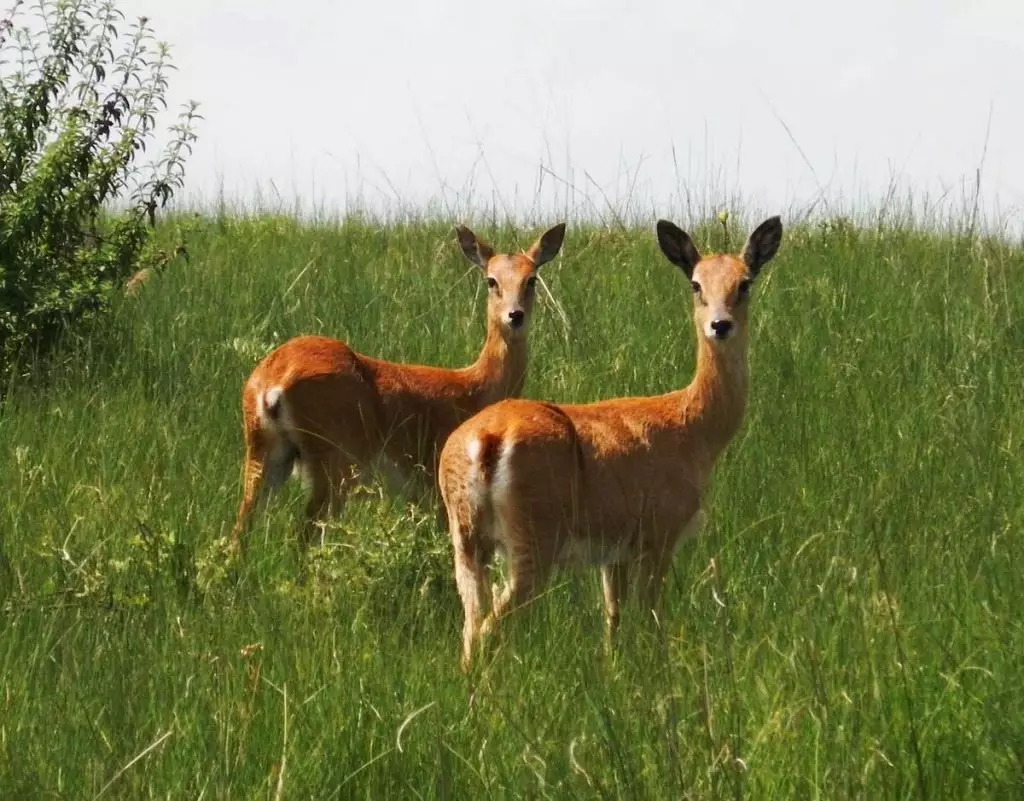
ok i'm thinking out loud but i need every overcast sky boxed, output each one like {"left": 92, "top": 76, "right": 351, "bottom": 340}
{"left": 120, "top": 0, "right": 1024, "bottom": 230}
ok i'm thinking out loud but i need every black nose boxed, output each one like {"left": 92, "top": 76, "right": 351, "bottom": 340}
{"left": 710, "top": 319, "right": 733, "bottom": 338}
{"left": 508, "top": 309, "right": 525, "bottom": 327}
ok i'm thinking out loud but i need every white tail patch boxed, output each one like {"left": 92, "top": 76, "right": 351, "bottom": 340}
{"left": 259, "top": 386, "right": 288, "bottom": 429}
{"left": 464, "top": 435, "right": 515, "bottom": 537}
{"left": 486, "top": 438, "right": 516, "bottom": 555}
{"left": 468, "top": 436, "right": 491, "bottom": 512}
{"left": 256, "top": 386, "right": 300, "bottom": 490}
{"left": 491, "top": 439, "right": 515, "bottom": 502}
{"left": 465, "top": 436, "right": 515, "bottom": 508}
{"left": 465, "top": 437, "right": 485, "bottom": 508}
{"left": 263, "top": 386, "right": 283, "bottom": 412}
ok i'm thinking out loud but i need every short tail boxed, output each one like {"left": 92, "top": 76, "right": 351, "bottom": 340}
{"left": 256, "top": 385, "right": 299, "bottom": 489}
{"left": 453, "top": 433, "right": 506, "bottom": 554}
{"left": 259, "top": 386, "right": 287, "bottom": 428}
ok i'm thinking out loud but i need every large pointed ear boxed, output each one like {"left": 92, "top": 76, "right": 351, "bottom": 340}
{"left": 742, "top": 216, "right": 783, "bottom": 276}
{"left": 656, "top": 219, "right": 701, "bottom": 278}
{"left": 525, "top": 222, "right": 567, "bottom": 268}
{"left": 455, "top": 225, "right": 495, "bottom": 270}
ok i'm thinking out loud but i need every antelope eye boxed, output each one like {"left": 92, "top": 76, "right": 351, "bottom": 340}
{"left": 526, "top": 275, "right": 538, "bottom": 289}
{"left": 487, "top": 276, "right": 498, "bottom": 290}
{"left": 690, "top": 280, "right": 702, "bottom": 294}
{"left": 738, "top": 279, "right": 752, "bottom": 297}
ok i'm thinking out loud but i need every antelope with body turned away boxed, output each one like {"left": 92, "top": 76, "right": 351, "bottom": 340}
{"left": 439, "top": 216, "right": 782, "bottom": 669}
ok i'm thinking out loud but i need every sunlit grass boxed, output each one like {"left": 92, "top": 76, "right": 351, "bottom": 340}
{"left": 0, "top": 210, "right": 1022, "bottom": 798}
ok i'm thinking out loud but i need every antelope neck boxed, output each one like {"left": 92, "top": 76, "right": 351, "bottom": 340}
{"left": 468, "top": 324, "right": 528, "bottom": 400}
{"left": 677, "top": 330, "right": 750, "bottom": 458}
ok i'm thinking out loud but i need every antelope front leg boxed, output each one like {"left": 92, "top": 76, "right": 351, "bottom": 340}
{"left": 637, "top": 549, "right": 674, "bottom": 628}
{"left": 301, "top": 458, "right": 352, "bottom": 547}
{"left": 601, "top": 563, "right": 629, "bottom": 647}
{"left": 636, "top": 513, "right": 703, "bottom": 625}
{"left": 479, "top": 554, "right": 547, "bottom": 643}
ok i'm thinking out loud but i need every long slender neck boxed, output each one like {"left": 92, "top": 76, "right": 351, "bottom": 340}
{"left": 466, "top": 321, "right": 528, "bottom": 401}
{"left": 678, "top": 329, "right": 750, "bottom": 463}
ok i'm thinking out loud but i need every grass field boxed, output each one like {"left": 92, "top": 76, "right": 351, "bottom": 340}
{"left": 1, "top": 210, "right": 1022, "bottom": 798}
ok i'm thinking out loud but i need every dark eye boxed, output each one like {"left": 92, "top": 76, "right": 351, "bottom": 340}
{"left": 690, "top": 280, "right": 702, "bottom": 294}
{"left": 487, "top": 276, "right": 498, "bottom": 290}
{"left": 738, "top": 279, "right": 752, "bottom": 297}
{"left": 526, "top": 275, "right": 538, "bottom": 289}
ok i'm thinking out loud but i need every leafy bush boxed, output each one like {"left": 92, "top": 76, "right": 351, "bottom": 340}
{"left": 0, "top": 0, "right": 199, "bottom": 386}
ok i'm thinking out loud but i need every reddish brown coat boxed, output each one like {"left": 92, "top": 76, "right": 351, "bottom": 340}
{"left": 439, "top": 216, "right": 783, "bottom": 670}
{"left": 230, "top": 223, "right": 567, "bottom": 551}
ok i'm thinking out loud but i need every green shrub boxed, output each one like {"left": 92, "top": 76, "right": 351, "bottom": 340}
{"left": 0, "top": 0, "right": 199, "bottom": 386}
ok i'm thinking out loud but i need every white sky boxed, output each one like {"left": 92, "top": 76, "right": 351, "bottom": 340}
{"left": 120, "top": 0, "right": 1024, "bottom": 230}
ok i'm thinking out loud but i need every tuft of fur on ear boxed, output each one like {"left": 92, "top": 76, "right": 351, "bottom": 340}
{"left": 525, "top": 222, "right": 567, "bottom": 268}
{"left": 742, "top": 216, "right": 783, "bottom": 276}
{"left": 456, "top": 225, "right": 495, "bottom": 269}
{"left": 656, "top": 219, "right": 701, "bottom": 278}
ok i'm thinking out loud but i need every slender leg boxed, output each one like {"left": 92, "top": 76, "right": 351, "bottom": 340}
{"left": 636, "top": 513, "right": 703, "bottom": 623}
{"left": 453, "top": 532, "right": 492, "bottom": 672}
{"left": 302, "top": 463, "right": 330, "bottom": 547}
{"left": 301, "top": 456, "right": 352, "bottom": 547}
{"left": 601, "top": 562, "right": 629, "bottom": 645}
{"left": 230, "top": 434, "right": 268, "bottom": 554}
{"left": 637, "top": 549, "right": 673, "bottom": 627}
{"left": 479, "top": 552, "right": 546, "bottom": 638}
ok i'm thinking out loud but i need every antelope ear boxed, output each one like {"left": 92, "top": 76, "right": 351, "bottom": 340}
{"left": 525, "top": 222, "right": 567, "bottom": 268}
{"left": 656, "top": 219, "right": 701, "bottom": 278}
{"left": 742, "top": 216, "right": 783, "bottom": 276}
{"left": 455, "top": 225, "right": 495, "bottom": 269}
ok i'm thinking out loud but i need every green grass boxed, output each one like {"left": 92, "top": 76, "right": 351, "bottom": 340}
{"left": 1, "top": 211, "right": 1022, "bottom": 798}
